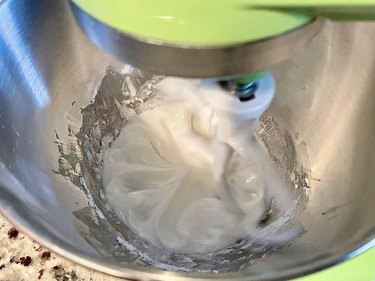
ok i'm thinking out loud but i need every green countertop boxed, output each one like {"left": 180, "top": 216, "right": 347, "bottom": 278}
{"left": 296, "top": 248, "right": 375, "bottom": 281}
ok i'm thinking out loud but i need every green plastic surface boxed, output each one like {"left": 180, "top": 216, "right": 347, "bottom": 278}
{"left": 234, "top": 71, "right": 269, "bottom": 85}
{"left": 296, "top": 248, "right": 375, "bottom": 281}
{"left": 73, "top": 0, "right": 375, "bottom": 46}
{"left": 234, "top": 0, "right": 375, "bottom": 5}
{"left": 73, "top": 0, "right": 313, "bottom": 46}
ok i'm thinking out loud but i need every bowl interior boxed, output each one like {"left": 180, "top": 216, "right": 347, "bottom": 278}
{"left": 0, "top": 0, "right": 375, "bottom": 280}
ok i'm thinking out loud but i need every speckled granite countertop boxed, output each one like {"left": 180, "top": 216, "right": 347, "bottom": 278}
{"left": 0, "top": 214, "right": 122, "bottom": 281}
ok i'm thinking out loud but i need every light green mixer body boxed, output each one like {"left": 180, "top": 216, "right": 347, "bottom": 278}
{"left": 71, "top": 0, "right": 375, "bottom": 79}
{"left": 73, "top": 0, "right": 373, "bottom": 46}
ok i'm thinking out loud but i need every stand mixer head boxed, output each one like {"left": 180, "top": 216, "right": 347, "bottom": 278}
{"left": 70, "top": 0, "right": 375, "bottom": 114}
{"left": 71, "top": 0, "right": 375, "bottom": 79}
{"left": 70, "top": 0, "right": 320, "bottom": 80}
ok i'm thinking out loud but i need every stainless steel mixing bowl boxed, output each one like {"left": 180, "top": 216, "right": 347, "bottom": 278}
{"left": 0, "top": 0, "right": 375, "bottom": 280}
